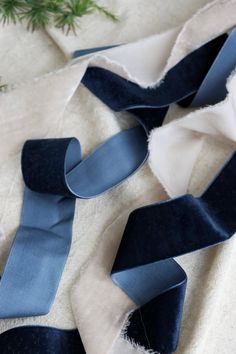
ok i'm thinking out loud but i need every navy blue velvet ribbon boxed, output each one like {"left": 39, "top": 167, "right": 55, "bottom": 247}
{"left": 1, "top": 29, "right": 236, "bottom": 354}
{"left": 0, "top": 326, "right": 85, "bottom": 354}
{"left": 112, "top": 153, "right": 236, "bottom": 353}
{"left": 81, "top": 35, "right": 227, "bottom": 132}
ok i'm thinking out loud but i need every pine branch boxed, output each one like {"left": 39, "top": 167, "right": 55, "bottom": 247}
{"left": 0, "top": 0, "right": 118, "bottom": 33}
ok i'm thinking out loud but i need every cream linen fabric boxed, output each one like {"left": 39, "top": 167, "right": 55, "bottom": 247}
{"left": 0, "top": 1, "right": 235, "bottom": 354}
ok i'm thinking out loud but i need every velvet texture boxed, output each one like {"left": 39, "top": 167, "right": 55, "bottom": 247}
{"left": 0, "top": 326, "right": 85, "bottom": 354}
{"left": 82, "top": 35, "right": 226, "bottom": 132}
{"left": 22, "top": 138, "right": 79, "bottom": 197}
{"left": 112, "top": 152, "right": 236, "bottom": 353}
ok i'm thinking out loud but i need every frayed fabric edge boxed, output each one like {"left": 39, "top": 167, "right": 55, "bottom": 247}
{"left": 108, "top": 310, "right": 161, "bottom": 354}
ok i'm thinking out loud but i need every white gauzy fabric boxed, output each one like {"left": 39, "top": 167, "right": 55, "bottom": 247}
{"left": 46, "top": 0, "right": 212, "bottom": 59}
{"left": 149, "top": 72, "right": 236, "bottom": 197}
{"left": 0, "top": 1, "right": 235, "bottom": 354}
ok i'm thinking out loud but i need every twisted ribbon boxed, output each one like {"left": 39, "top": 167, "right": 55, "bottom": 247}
{"left": 81, "top": 35, "right": 226, "bottom": 132}
{"left": 112, "top": 152, "right": 236, "bottom": 353}
{"left": 0, "top": 29, "right": 236, "bottom": 354}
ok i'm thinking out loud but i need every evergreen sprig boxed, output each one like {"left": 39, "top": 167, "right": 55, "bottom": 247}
{"left": 0, "top": 0, "right": 118, "bottom": 34}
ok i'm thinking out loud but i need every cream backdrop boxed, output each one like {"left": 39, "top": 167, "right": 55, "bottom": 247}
{"left": 0, "top": 1, "right": 235, "bottom": 354}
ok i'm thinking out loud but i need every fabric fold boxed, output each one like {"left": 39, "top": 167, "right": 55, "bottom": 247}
{"left": 149, "top": 64, "right": 236, "bottom": 198}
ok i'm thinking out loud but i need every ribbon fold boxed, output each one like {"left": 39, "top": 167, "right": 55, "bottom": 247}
{"left": 112, "top": 152, "right": 236, "bottom": 353}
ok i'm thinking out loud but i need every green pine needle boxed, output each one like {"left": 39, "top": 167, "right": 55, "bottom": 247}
{"left": 0, "top": 0, "right": 26, "bottom": 24}
{"left": 21, "top": 1, "right": 51, "bottom": 30}
{"left": 93, "top": 3, "right": 118, "bottom": 22}
{"left": 54, "top": 10, "right": 78, "bottom": 35}
{"left": 0, "top": 0, "right": 118, "bottom": 33}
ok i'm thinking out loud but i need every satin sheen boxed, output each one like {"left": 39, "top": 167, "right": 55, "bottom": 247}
{"left": 0, "top": 30, "right": 236, "bottom": 354}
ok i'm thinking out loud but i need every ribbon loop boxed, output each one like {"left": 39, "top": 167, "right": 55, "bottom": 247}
{"left": 22, "top": 138, "right": 80, "bottom": 197}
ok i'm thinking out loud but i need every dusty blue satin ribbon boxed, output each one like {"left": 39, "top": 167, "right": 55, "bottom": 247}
{"left": 191, "top": 27, "right": 236, "bottom": 106}
{"left": 0, "top": 29, "right": 235, "bottom": 330}
{"left": 0, "top": 130, "right": 147, "bottom": 318}
{"left": 73, "top": 44, "right": 119, "bottom": 59}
